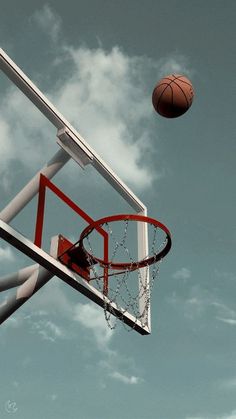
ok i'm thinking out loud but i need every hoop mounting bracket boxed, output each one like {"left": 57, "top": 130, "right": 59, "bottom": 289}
{"left": 57, "top": 127, "right": 93, "bottom": 168}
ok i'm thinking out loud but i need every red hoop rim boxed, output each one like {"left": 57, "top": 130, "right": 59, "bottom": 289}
{"left": 79, "top": 214, "right": 172, "bottom": 270}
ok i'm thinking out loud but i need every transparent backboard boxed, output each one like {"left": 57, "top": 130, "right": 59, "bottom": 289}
{"left": 0, "top": 48, "right": 151, "bottom": 334}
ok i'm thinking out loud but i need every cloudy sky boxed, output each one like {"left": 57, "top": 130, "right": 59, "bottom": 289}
{"left": 0, "top": 1, "right": 236, "bottom": 418}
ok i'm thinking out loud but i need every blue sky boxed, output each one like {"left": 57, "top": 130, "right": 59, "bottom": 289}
{"left": 0, "top": 1, "right": 236, "bottom": 418}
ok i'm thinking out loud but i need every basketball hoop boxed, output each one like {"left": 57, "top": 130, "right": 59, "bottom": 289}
{"left": 79, "top": 214, "right": 171, "bottom": 270}
{"left": 61, "top": 214, "right": 171, "bottom": 331}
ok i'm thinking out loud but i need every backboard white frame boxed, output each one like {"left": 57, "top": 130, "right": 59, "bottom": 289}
{"left": 0, "top": 49, "right": 151, "bottom": 334}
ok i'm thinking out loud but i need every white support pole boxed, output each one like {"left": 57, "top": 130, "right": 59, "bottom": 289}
{"left": 0, "top": 265, "right": 53, "bottom": 325}
{"left": 0, "top": 264, "right": 38, "bottom": 292}
{"left": 0, "top": 148, "right": 70, "bottom": 223}
{"left": 137, "top": 208, "right": 151, "bottom": 331}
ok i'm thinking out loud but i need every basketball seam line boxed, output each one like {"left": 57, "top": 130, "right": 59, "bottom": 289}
{"left": 156, "top": 75, "right": 181, "bottom": 116}
{"left": 172, "top": 82, "right": 191, "bottom": 106}
{"left": 156, "top": 75, "right": 192, "bottom": 88}
{"left": 157, "top": 77, "right": 178, "bottom": 83}
{"left": 156, "top": 75, "right": 183, "bottom": 88}
{"left": 156, "top": 83, "right": 171, "bottom": 114}
{"left": 172, "top": 75, "right": 193, "bottom": 88}
{"left": 154, "top": 76, "right": 193, "bottom": 93}
{"left": 171, "top": 74, "right": 193, "bottom": 90}
{"left": 171, "top": 83, "right": 174, "bottom": 110}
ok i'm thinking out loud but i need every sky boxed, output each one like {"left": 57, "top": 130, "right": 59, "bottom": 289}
{"left": 0, "top": 1, "right": 236, "bottom": 418}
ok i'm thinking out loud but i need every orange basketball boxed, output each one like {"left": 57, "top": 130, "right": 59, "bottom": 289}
{"left": 152, "top": 74, "right": 194, "bottom": 118}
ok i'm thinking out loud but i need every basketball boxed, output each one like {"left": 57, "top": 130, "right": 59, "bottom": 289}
{"left": 152, "top": 74, "right": 194, "bottom": 118}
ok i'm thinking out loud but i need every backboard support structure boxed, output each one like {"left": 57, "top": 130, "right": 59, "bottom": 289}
{"left": 0, "top": 49, "right": 171, "bottom": 335}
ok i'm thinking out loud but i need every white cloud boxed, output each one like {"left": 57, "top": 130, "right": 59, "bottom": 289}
{"left": 168, "top": 286, "right": 236, "bottom": 325}
{"left": 186, "top": 416, "right": 208, "bottom": 419}
{"left": 0, "top": 118, "right": 13, "bottom": 159}
{"left": 17, "top": 294, "right": 67, "bottom": 342}
{"left": 30, "top": 318, "right": 64, "bottom": 342}
{"left": 32, "top": 4, "right": 61, "bottom": 42}
{"left": 73, "top": 302, "right": 113, "bottom": 351}
{"left": 216, "top": 317, "right": 236, "bottom": 326}
{"left": 0, "top": 115, "right": 26, "bottom": 192}
{"left": 0, "top": 87, "right": 54, "bottom": 180}
{"left": 184, "top": 296, "right": 207, "bottom": 319}
{"left": 50, "top": 394, "right": 58, "bottom": 402}
{"left": 167, "top": 287, "right": 207, "bottom": 320}
{"left": 158, "top": 53, "right": 193, "bottom": 78}
{"left": 0, "top": 13, "right": 194, "bottom": 193}
{"left": 1, "top": 267, "right": 142, "bottom": 384}
{"left": 0, "top": 245, "right": 15, "bottom": 262}
{"left": 24, "top": 275, "right": 142, "bottom": 385}
{"left": 0, "top": 46, "right": 154, "bottom": 191}
{"left": 212, "top": 302, "right": 236, "bottom": 325}
{"left": 218, "top": 377, "right": 236, "bottom": 389}
{"left": 99, "top": 357, "right": 143, "bottom": 388}
{"left": 53, "top": 45, "right": 154, "bottom": 189}
{"left": 225, "top": 414, "right": 236, "bottom": 419}
{"left": 109, "top": 370, "right": 141, "bottom": 385}
{"left": 186, "top": 412, "right": 236, "bottom": 419}
{"left": 172, "top": 267, "right": 191, "bottom": 280}
{"left": 214, "top": 269, "right": 236, "bottom": 282}
{"left": 30, "top": 279, "right": 73, "bottom": 317}
{"left": 20, "top": 279, "right": 114, "bottom": 348}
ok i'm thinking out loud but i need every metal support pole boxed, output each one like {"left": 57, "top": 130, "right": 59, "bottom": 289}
{"left": 0, "top": 266, "right": 53, "bottom": 325}
{"left": 0, "top": 148, "right": 70, "bottom": 223}
{"left": 0, "top": 264, "right": 38, "bottom": 292}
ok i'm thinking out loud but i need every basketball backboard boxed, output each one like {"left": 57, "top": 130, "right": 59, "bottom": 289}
{"left": 0, "top": 49, "right": 171, "bottom": 335}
